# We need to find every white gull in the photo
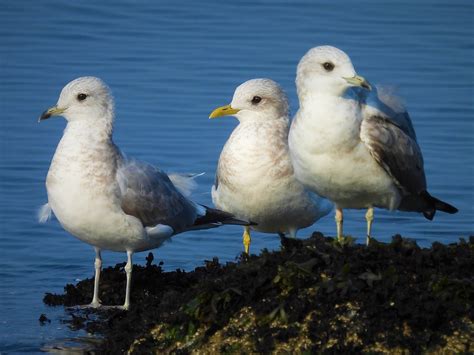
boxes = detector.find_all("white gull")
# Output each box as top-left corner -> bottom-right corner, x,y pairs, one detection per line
289,46 -> 458,244
39,76 -> 249,309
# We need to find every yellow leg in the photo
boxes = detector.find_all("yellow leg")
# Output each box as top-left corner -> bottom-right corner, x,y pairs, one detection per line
243,226 -> 251,255
335,208 -> 343,242
365,207 -> 374,246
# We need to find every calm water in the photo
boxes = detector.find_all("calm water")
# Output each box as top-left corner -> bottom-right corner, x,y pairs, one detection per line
0,0 -> 472,352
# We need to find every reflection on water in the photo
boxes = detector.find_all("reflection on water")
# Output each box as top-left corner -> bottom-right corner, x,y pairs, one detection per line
0,0 -> 472,351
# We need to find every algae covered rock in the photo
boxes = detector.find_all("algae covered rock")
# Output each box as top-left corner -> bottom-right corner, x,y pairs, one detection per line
44,233 -> 474,353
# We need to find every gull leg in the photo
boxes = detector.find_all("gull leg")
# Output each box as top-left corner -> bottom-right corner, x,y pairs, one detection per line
123,251 -> 133,310
72,250 -> 132,310
90,247 -> 102,308
243,226 -> 251,255
335,208 -> 344,242
365,207 -> 374,246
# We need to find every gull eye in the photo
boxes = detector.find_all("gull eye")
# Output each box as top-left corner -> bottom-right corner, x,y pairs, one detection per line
251,96 -> 262,104
322,62 -> 335,72
77,93 -> 88,101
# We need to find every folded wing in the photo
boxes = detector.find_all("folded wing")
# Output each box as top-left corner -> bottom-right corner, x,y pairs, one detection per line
360,114 -> 426,195
117,160 -> 198,233
117,160 -> 251,233
373,85 -> 417,140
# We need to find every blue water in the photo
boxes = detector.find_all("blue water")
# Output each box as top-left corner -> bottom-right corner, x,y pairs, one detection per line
0,0 -> 472,352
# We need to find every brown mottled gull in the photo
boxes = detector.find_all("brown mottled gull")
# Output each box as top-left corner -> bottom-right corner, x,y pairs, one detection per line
209,78 -> 332,254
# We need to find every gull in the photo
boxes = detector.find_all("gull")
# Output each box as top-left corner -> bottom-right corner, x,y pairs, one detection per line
288,46 -> 458,244
209,78 -> 332,254
39,76 -> 249,309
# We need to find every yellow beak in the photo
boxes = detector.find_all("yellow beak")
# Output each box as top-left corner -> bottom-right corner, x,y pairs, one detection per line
343,75 -> 372,91
209,104 -> 240,119
39,105 -> 66,122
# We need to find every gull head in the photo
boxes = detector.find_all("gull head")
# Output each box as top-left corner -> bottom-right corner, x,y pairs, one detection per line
296,46 -> 371,100
39,76 -> 114,124
209,78 -> 289,123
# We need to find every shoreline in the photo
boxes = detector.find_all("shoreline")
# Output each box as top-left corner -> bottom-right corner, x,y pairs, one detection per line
43,233 -> 473,353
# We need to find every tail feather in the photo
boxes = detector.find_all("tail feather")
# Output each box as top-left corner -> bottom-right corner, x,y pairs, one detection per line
421,191 -> 458,220
186,205 -> 255,231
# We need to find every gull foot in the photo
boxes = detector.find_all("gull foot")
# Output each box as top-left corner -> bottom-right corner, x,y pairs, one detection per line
67,302 -> 128,311
66,302 -> 101,311
333,235 -> 355,246
99,304 -> 129,311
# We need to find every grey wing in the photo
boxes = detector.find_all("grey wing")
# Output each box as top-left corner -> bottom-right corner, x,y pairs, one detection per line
117,160 -> 198,232
356,85 -> 417,140
360,115 -> 426,195
375,85 -> 417,140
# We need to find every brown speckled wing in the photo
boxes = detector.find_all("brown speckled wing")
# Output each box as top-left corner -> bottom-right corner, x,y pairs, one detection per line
360,115 -> 426,195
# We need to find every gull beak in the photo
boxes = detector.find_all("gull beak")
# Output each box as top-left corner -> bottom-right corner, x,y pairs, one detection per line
209,104 -> 240,119
39,105 -> 66,122
343,75 -> 372,91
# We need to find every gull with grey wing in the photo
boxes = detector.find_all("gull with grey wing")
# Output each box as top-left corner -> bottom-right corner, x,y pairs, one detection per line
39,77 -> 249,309
289,46 -> 458,244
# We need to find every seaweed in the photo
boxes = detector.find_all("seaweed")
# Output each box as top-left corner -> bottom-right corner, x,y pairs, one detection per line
43,233 -> 474,353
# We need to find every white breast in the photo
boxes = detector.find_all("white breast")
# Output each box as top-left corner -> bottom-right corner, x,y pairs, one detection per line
289,97 -> 400,210
46,126 -> 146,252
212,119 -> 323,233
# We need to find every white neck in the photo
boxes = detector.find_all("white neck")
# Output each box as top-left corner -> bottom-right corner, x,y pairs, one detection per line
63,116 -> 114,145
49,117 -> 121,189
299,89 -> 351,109
292,92 -> 362,153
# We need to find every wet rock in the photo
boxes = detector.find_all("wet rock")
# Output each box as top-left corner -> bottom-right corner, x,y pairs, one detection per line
44,233 -> 474,353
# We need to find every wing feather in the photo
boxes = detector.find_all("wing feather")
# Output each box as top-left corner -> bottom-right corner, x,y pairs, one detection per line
355,85 -> 418,140
360,115 -> 426,195
117,160 -> 197,232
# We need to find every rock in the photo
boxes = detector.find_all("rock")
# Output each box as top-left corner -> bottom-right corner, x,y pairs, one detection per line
44,233 -> 474,353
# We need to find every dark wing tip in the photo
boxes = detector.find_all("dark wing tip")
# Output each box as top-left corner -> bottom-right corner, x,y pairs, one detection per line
193,205 -> 255,228
423,209 -> 435,221
421,191 -> 458,218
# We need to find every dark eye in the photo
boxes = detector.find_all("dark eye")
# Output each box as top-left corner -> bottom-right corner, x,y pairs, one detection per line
77,93 -> 88,101
251,96 -> 262,104
322,62 -> 335,71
